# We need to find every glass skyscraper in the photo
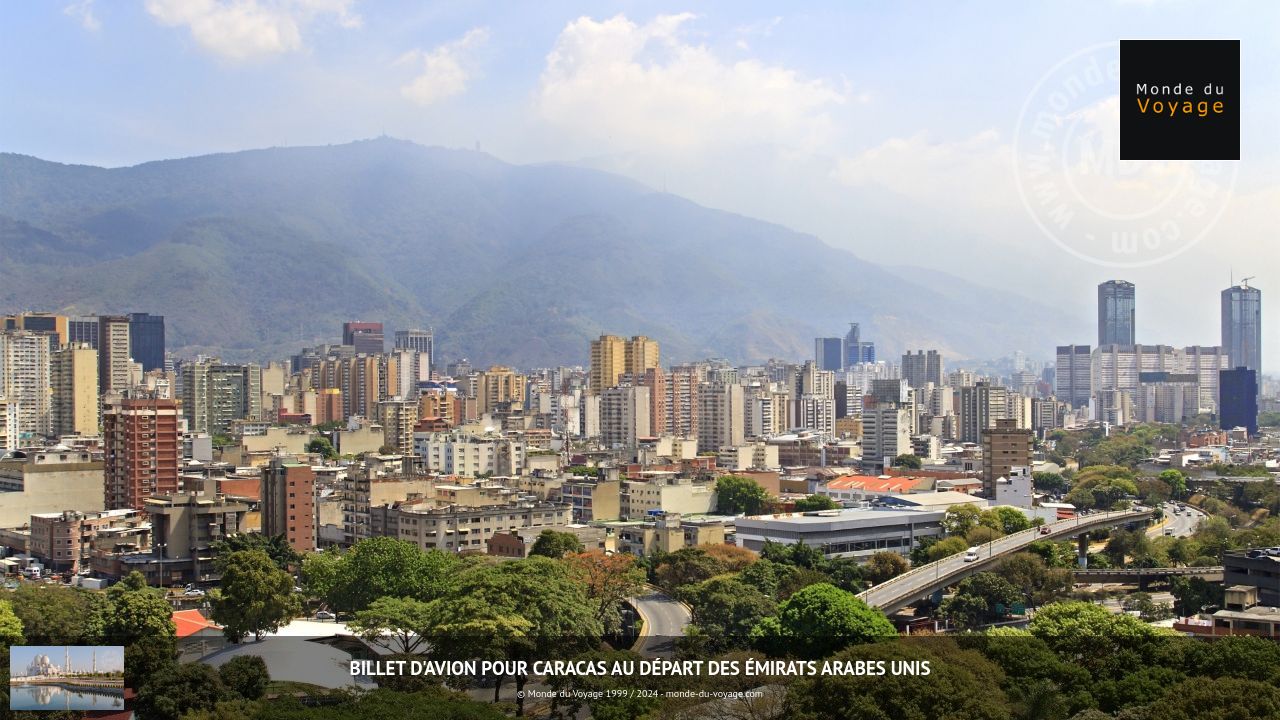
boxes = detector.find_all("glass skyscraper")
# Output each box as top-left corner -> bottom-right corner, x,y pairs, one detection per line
128,312 -> 166,372
1221,283 -> 1262,374
1098,280 -> 1136,346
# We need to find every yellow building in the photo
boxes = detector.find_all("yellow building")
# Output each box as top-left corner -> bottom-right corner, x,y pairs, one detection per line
476,366 -> 525,414
589,335 -> 660,393
52,343 -> 99,437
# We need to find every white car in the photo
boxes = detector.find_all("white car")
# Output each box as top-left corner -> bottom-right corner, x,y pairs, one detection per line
963,547 -> 980,562
315,610 -> 336,620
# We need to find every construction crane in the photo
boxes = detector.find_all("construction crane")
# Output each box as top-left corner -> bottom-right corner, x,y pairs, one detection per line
1241,276 -> 1256,288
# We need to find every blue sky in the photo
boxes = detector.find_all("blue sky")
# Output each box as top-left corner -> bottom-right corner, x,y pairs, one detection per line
3,1 -> 1279,360
10,646 -> 124,675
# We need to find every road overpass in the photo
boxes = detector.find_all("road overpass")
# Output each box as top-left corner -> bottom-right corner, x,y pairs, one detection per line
628,587 -> 692,657
1072,566 -> 1223,586
857,509 -> 1154,615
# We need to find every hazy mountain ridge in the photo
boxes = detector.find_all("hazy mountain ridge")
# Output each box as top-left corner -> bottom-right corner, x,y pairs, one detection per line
0,138 -> 1078,366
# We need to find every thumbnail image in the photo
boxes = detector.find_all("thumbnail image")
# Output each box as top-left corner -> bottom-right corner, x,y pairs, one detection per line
9,646 -> 125,712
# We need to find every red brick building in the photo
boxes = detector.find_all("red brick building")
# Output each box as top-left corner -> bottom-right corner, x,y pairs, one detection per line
103,398 -> 180,510
262,457 -> 316,553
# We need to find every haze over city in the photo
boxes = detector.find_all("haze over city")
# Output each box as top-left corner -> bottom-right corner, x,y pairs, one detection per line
4,1 -> 1280,366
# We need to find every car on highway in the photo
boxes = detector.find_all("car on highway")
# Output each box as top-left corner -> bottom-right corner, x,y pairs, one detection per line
1040,525 -> 1053,535
963,547 -> 980,562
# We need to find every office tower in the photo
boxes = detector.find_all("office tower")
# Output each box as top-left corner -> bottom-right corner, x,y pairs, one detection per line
589,335 -> 660,393
51,343 -> 99,437
97,315 -> 131,395
342,321 -> 384,355
957,381 -> 1007,444
1098,280 -> 1136,346
379,399 -> 419,456
901,350 -> 944,389
262,457 -> 316,553
387,349 -> 430,399
835,381 -> 849,418
844,323 -> 875,367
103,398 -> 180,510
127,313 -> 166,372
0,331 -> 53,439
476,366 -> 525,414
981,418 -> 1032,497
814,337 -> 844,372
1134,372 -> 1200,424
182,361 -> 263,435
870,378 -> 910,406
600,385 -> 652,448
1220,368 -> 1258,435
315,355 -> 383,420
67,316 -> 100,348
4,312 -> 67,350
1054,345 -> 1092,409
862,405 -> 912,471
394,328 -> 434,371
1221,282 -> 1262,376
697,382 -> 745,452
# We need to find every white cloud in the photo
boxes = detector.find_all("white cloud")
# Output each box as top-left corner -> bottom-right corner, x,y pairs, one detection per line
145,0 -> 361,60
397,27 -> 489,107
63,0 -> 100,31
535,14 -> 846,154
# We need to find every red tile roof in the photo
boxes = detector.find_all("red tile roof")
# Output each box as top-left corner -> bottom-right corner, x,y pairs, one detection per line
173,609 -> 221,638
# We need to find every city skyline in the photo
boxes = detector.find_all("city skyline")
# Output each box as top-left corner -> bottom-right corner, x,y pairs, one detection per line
2,3 -> 1279,362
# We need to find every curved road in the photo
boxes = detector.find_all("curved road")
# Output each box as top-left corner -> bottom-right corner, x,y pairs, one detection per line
1151,501 -> 1204,538
858,509 -> 1153,614
629,588 -> 692,657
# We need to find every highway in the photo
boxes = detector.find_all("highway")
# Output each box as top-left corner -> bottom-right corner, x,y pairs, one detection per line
628,587 -> 692,657
858,508 -> 1154,615
1150,501 -> 1204,538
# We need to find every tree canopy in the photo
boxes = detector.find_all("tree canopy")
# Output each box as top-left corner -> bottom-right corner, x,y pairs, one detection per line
715,475 -> 772,515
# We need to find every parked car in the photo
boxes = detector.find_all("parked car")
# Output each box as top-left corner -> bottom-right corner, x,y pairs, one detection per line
315,610 -> 335,620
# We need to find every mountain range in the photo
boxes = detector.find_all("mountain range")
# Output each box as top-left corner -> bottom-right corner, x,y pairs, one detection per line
0,138 -> 1082,368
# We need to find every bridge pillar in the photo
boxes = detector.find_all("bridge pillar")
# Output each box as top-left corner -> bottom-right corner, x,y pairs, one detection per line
1077,533 -> 1089,569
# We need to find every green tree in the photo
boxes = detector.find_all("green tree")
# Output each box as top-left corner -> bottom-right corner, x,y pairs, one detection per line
136,662 -> 231,720
1032,472 -> 1070,495
653,547 -> 727,592
680,576 -> 776,651
892,453 -> 923,469
218,655 -> 271,700
715,475 -> 771,515
924,536 -> 970,563
1028,601 -> 1160,665
8,584 -> 107,645
943,503 -> 983,536
980,506 -> 1032,535
564,550 -> 646,633
750,583 -> 895,658
863,551 -> 909,585
528,529 -> 585,559
348,596 -> 433,654
993,552 -> 1072,607
1168,575 -> 1224,615
214,533 -> 303,571
0,599 -> 23,645
939,593 -> 990,630
793,494 -> 839,512
300,548 -> 342,601
1158,469 -> 1188,499
323,537 -> 462,612
306,436 -> 337,459
211,550 -> 301,642
1145,677 -> 1280,720
104,584 -> 176,646
425,557 -> 602,715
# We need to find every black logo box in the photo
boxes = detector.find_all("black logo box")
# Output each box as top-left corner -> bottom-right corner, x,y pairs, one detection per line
1120,39 -> 1239,160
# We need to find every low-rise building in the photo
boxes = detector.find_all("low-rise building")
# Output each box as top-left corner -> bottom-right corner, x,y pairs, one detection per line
120,478 -> 249,586
0,447 -> 105,528
605,512 -> 730,556
734,506 -> 946,560
486,524 -> 612,558
621,476 -> 716,520
29,508 -> 150,574
383,500 -> 571,553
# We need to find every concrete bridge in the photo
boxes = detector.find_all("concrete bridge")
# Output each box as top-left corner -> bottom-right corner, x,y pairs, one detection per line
858,509 -> 1155,615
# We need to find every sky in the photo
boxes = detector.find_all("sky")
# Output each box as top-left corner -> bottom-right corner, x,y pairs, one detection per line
2,1 -> 1279,365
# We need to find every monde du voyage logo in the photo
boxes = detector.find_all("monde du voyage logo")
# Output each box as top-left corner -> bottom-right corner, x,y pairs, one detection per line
1121,40 -> 1239,160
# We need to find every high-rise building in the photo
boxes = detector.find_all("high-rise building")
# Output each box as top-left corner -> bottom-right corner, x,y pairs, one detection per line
51,343 -> 99,437
844,323 -> 875,367
393,328 -> 433,378
697,382 -> 744,452
182,361 -> 263,435
314,355 -> 383,421
0,331 -> 53,439
862,405 -> 912,471
814,337 -> 844,372
664,365 -> 701,437
3,313 -> 67,350
589,335 -> 660,393
981,418 -> 1032,497
1055,345 -> 1092,409
600,385 -> 652,448
1098,280 -> 1136,346
127,313 -> 166,372
638,368 -> 667,438
957,381 -> 1007,444
103,398 -> 180,510
901,350 -> 944,389
262,457 -> 316,553
379,399 -> 419,456
342,321 -> 384,355
1220,367 -> 1258,435
1221,283 -> 1262,376
476,366 -> 525,414
66,316 -> 99,349
97,315 -> 131,395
